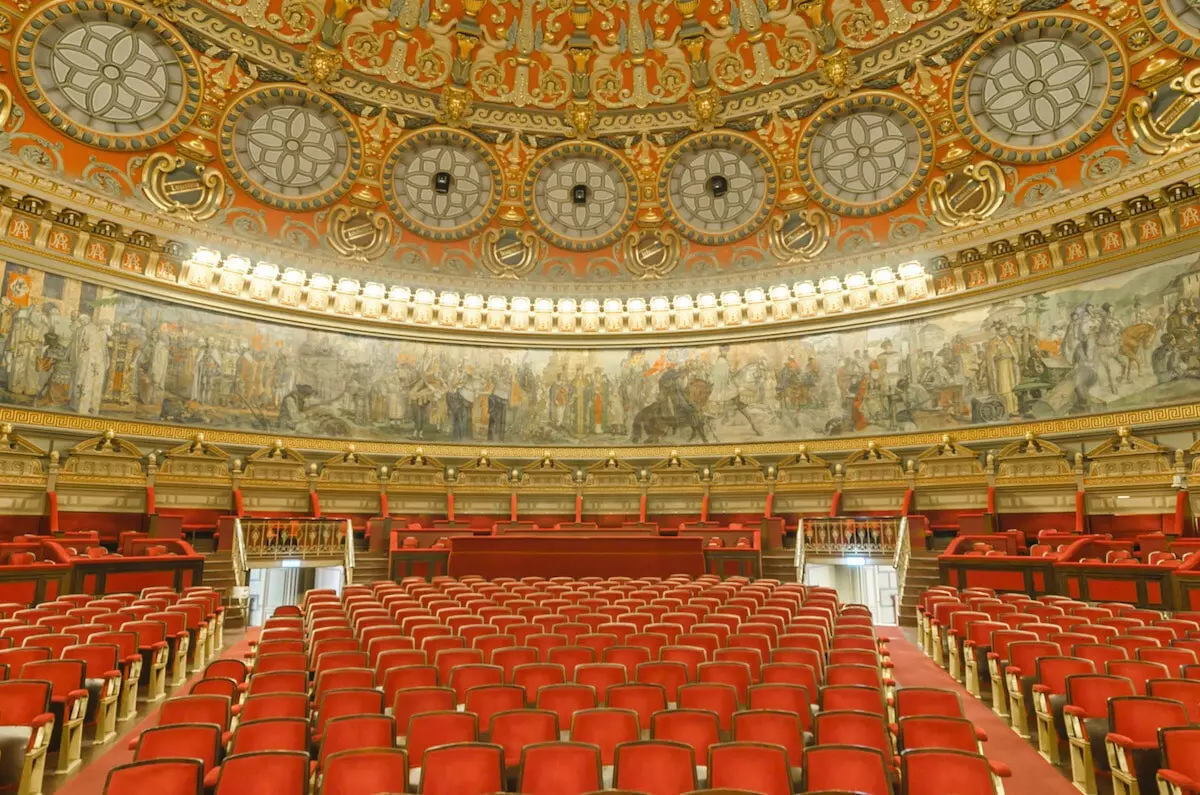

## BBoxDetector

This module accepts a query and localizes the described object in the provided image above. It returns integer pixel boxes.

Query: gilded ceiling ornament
[949,15,1127,163]
[523,142,638,252]
[382,127,502,241]
[142,0,186,21]
[481,227,540,278]
[566,99,597,139]
[13,1,202,150]
[1128,65,1200,155]
[928,160,1005,228]
[768,207,832,262]
[962,0,1019,32]
[0,85,13,132]
[798,92,934,217]
[621,227,682,280]
[439,84,473,126]
[305,41,343,85]
[220,85,362,211]
[1140,0,1200,55]
[689,86,723,131]
[818,50,860,99]
[141,152,227,222]
[659,132,777,244]
[326,205,392,261]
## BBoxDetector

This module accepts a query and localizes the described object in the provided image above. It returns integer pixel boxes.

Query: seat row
[0,586,225,795]
[103,575,1008,795]
[918,584,1200,795]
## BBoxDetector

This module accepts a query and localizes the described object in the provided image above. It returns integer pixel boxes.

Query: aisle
[878,626,1080,795]
[49,629,257,795]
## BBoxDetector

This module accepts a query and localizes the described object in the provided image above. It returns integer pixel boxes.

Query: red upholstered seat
[536,683,597,728]
[319,749,408,795]
[488,708,559,770]
[420,743,504,795]
[313,688,384,743]
[318,714,395,773]
[447,664,504,703]
[748,684,812,730]
[512,663,567,703]
[236,693,308,722]
[678,683,739,732]
[901,748,998,795]
[103,759,203,795]
[613,740,698,794]
[227,718,309,755]
[607,683,668,728]
[1150,678,1200,722]
[393,687,455,740]
[313,667,375,706]
[731,710,804,772]
[518,742,602,795]
[463,684,525,732]
[813,709,895,772]
[405,710,478,783]
[547,646,595,679]
[211,751,309,795]
[707,742,793,795]
[571,707,640,770]
[801,745,891,795]
[1105,696,1190,795]
[1107,660,1170,696]
[1158,727,1200,795]
[133,724,221,786]
[820,685,886,718]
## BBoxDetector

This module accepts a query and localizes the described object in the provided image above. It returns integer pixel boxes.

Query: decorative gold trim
[6,401,1200,458]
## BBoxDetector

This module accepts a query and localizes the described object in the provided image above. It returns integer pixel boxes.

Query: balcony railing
[240,518,351,561]
[799,517,901,558]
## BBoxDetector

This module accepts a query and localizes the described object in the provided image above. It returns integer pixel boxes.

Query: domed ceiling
[0,0,1194,294]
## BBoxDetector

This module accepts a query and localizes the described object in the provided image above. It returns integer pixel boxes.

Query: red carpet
[52,629,258,795]
[878,626,1079,795]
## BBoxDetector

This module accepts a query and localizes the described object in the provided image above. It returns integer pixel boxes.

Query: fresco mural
[1,255,1200,446]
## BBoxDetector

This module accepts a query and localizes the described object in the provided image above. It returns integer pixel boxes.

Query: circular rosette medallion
[220,86,362,211]
[1142,0,1200,55]
[660,133,777,245]
[523,143,637,252]
[382,128,502,241]
[798,93,933,217]
[13,0,201,150]
[951,14,1126,163]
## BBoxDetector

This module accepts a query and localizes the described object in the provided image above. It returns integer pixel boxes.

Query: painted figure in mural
[35,331,71,406]
[3,254,1200,445]
[7,304,46,396]
[69,315,109,416]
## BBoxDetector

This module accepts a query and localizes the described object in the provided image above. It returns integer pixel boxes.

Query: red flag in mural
[5,272,31,307]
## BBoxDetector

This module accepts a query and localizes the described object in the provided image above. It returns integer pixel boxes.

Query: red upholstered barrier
[0,515,44,542]
[1087,513,1171,540]
[446,534,706,579]
[56,511,144,543]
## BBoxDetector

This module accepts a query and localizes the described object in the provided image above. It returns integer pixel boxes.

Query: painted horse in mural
[630,374,712,444]
[1119,322,1158,381]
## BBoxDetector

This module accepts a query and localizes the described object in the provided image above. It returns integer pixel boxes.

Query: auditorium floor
[45,629,254,795]
[879,626,1080,795]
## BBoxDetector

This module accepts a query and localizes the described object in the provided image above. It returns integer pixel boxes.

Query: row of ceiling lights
[184,248,930,332]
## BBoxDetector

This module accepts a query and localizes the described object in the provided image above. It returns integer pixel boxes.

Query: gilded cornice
[6,403,1200,460]
[172,4,974,137]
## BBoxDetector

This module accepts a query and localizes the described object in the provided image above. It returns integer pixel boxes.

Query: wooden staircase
[352,550,391,585]
[201,551,246,629]
[898,545,940,626]
[763,550,798,582]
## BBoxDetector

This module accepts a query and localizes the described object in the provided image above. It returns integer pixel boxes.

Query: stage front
[446,534,707,579]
